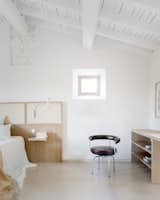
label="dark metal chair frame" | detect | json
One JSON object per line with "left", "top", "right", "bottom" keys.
{"left": 89, "top": 134, "right": 120, "bottom": 177}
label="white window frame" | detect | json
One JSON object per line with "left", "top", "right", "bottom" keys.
{"left": 72, "top": 69, "right": 106, "bottom": 100}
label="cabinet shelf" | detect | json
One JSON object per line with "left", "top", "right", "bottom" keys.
{"left": 132, "top": 141, "right": 151, "bottom": 154}
{"left": 132, "top": 152, "right": 151, "bottom": 169}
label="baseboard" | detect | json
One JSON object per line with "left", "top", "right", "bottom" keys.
{"left": 63, "top": 158, "right": 131, "bottom": 163}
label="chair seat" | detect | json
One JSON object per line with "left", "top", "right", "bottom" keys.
{"left": 90, "top": 146, "right": 115, "bottom": 156}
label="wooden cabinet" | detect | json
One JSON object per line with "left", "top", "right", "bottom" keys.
{"left": 132, "top": 129, "right": 160, "bottom": 183}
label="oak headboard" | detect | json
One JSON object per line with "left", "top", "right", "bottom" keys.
{"left": 0, "top": 101, "right": 63, "bottom": 125}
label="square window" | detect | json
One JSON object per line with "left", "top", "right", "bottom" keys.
{"left": 72, "top": 69, "right": 106, "bottom": 100}
{"left": 78, "top": 76, "right": 100, "bottom": 96}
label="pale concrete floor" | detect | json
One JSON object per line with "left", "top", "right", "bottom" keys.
{"left": 20, "top": 162, "right": 160, "bottom": 200}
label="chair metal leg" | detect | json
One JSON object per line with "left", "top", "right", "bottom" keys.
{"left": 97, "top": 156, "right": 101, "bottom": 172}
{"left": 107, "top": 157, "right": 111, "bottom": 177}
{"left": 91, "top": 156, "right": 99, "bottom": 175}
{"left": 113, "top": 156, "right": 116, "bottom": 172}
{"left": 91, "top": 155, "right": 115, "bottom": 177}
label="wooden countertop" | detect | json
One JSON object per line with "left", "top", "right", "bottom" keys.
{"left": 132, "top": 129, "right": 160, "bottom": 141}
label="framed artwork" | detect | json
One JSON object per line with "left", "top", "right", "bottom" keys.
{"left": 155, "top": 81, "right": 160, "bottom": 118}
{"left": 26, "top": 102, "right": 62, "bottom": 124}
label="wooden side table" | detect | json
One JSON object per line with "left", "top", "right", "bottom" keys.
{"left": 27, "top": 133, "right": 62, "bottom": 163}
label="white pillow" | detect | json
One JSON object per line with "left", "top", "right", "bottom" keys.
{"left": 0, "top": 124, "right": 11, "bottom": 139}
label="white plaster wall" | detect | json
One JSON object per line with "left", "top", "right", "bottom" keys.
{"left": 0, "top": 24, "right": 150, "bottom": 160}
{"left": 149, "top": 49, "right": 160, "bottom": 130}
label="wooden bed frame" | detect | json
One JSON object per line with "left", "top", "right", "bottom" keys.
{"left": 0, "top": 151, "right": 3, "bottom": 169}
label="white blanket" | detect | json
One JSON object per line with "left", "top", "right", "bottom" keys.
{"left": 0, "top": 136, "right": 35, "bottom": 188}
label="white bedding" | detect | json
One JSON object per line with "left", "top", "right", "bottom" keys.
{"left": 0, "top": 136, "right": 35, "bottom": 188}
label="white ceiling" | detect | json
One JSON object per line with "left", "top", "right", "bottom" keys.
{"left": 0, "top": 16, "right": 6, "bottom": 24}
{"left": 1, "top": 0, "right": 160, "bottom": 51}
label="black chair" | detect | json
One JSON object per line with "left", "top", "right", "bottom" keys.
{"left": 89, "top": 134, "right": 120, "bottom": 177}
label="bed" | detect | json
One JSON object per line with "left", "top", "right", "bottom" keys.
{"left": 0, "top": 136, "right": 34, "bottom": 188}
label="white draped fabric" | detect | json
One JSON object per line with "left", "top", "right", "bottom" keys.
{"left": 0, "top": 136, "right": 35, "bottom": 188}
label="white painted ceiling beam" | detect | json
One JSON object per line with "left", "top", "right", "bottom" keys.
{"left": 21, "top": 9, "right": 80, "bottom": 29}
{"left": 130, "top": 0, "right": 160, "bottom": 10}
{"left": 17, "top": 0, "right": 80, "bottom": 16}
{"left": 82, "top": 0, "right": 103, "bottom": 48}
{"left": 0, "top": 0, "right": 27, "bottom": 34}
{"left": 28, "top": 19, "right": 81, "bottom": 36}
{"left": 100, "top": 14, "right": 160, "bottom": 37}
{"left": 99, "top": 17, "right": 160, "bottom": 42}
{"left": 97, "top": 31, "right": 158, "bottom": 51}
{"left": 101, "top": 0, "right": 160, "bottom": 35}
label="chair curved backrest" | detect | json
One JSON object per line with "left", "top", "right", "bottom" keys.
{"left": 89, "top": 135, "right": 120, "bottom": 144}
